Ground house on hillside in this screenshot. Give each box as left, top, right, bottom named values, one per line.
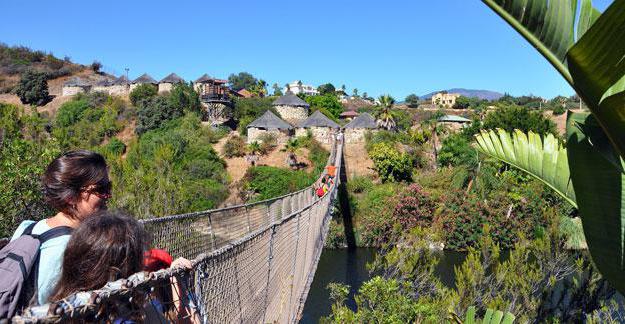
left=272, top=94, right=310, bottom=125
left=237, top=88, right=254, bottom=98
left=194, top=74, right=233, bottom=125
left=343, top=112, right=378, bottom=143
left=91, top=79, right=113, bottom=93
left=339, top=110, right=359, bottom=121
left=295, top=110, right=340, bottom=145
left=437, top=114, right=471, bottom=130
left=130, top=73, right=158, bottom=92
left=431, top=92, right=461, bottom=108
left=247, top=110, right=293, bottom=144
left=107, top=75, right=131, bottom=96
left=158, top=73, right=184, bottom=93
left=283, top=80, right=319, bottom=96
left=62, top=78, right=91, bottom=96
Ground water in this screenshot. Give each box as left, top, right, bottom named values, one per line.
left=300, top=248, right=467, bottom=323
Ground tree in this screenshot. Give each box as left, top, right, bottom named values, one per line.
left=285, top=83, right=291, bottom=94
left=482, top=104, right=556, bottom=135
left=304, top=94, right=344, bottom=120
left=453, top=95, right=472, bottom=109
left=91, top=61, right=102, bottom=73
left=376, top=94, right=397, bottom=131
left=272, top=83, right=283, bottom=96
left=129, top=83, right=157, bottom=106
left=478, top=0, right=625, bottom=295
left=317, top=83, right=336, bottom=95
left=362, top=92, right=368, bottom=100
left=135, top=96, right=182, bottom=134
left=168, top=82, right=202, bottom=114
left=228, top=72, right=258, bottom=91
left=405, top=94, right=420, bottom=108
left=353, top=88, right=359, bottom=97
left=15, top=70, right=50, bottom=106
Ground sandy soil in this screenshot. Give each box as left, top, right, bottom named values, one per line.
left=343, top=142, right=375, bottom=179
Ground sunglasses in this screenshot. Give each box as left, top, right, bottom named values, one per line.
left=85, top=181, right=113, bottom=200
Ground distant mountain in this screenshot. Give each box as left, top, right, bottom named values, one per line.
left=420, top=88, right=504, bottom=101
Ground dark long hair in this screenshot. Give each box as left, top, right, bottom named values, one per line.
left=43, top=150, right=109, bottom=216
left=50, top=210, right=148, bottom=301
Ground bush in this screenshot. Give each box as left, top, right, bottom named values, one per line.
left=347, top=176, right=374, bottom=194
left=55, top=99, right=90, bottom=127
left=104, top=138, right=126, bottom=156
left=437, top=133, right=477, bottom=167
left=242, top=166, right=316, bottom=202
left=353, top=183, right=398, bottom=246
left=305, top=94, right=344, bottom=120
left=168, top=82, right=202, bottom=114
left=91, top=61, right=102, bottom=73
left=483, top=104, right=557, bottom=135
left=129, top=83, right=157, bottom=106
left=368, top=142, right=413, bottom=182
left=135, top=96, right=182, bottom=135
left=392, top=184, right=437, bottom=232
left=222, top=135, right=247, bottom=158
left=257, top=132, right=277, bottom=154
left=552, top=105, right=566, bottom=116
left=15, top=70, right=50, bottom=106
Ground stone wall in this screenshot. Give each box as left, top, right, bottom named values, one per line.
left=344, top=128, right=376, bottom=143
left=107, top=85, right=130, bottom=96
left=247, top=128, right=291, bottom=144
left=62, top=86, right=88, bottom=96
left=274, top=105, right=308, bottom=124
left=158, top=83, right=173, bottom=93
left=295, top=127, right=336, bottom=144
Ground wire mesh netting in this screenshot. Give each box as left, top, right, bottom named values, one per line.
left=13, top=140, right=342, bottom=323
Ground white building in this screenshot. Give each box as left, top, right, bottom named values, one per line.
left=283, top=80, right=319, bottom=96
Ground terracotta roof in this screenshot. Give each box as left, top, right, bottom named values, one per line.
left=339, top=110, right=359, bottom=117
left=237, top=89, right=253, bottom=98
left=160, top=73, right=184, bottom=84
left=272, top=94, right=310, bottom=107
left=344, top=112, right=377, bottom=129
left=297, top=110, right=339, bottom=128
left=247, top=110, right=293, bottom=130
left=132, top=73, right=158, bottom=84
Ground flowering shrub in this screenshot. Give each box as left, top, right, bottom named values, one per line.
left=392, top=184, right=437, bottom=231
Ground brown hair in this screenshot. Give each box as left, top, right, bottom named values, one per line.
left=50, top=210, right=148, bottom=302
left=42, top=150, right=109, bottom=216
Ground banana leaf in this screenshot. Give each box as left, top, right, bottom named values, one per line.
left=474, top=129, right=577, bottom=208
left=567, top=111, right=625, bottom=293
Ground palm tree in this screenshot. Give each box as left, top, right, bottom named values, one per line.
left=284, top=138, right=300, bottom=169
left=476, top=0, right=625, bottom=293
left=376, top=94, right=397, bottom=131
left=246, top=141, right=261, bottom=166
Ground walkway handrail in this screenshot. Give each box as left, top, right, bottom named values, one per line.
left=13, top=139, right=343, bottom=323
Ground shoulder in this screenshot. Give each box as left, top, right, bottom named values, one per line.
left=9, top=220, right=36, bottom=241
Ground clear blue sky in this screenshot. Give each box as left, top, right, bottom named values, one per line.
left=0, top=0, right=614, bottom=100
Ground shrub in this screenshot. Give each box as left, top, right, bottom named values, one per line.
left=347, top=176, right=374, bottom=194
left=242, top=166, right=315, bottom=201
left=222, top=135, right=247, bottom=158
left=135, top=96, right=182, bottom=135
left=129, top=83, right=157, bottom=106
left=368, top=142, right=413, bottom=182
left=482, top=104, right=557, bottom=135
left=305, top=94, right=344, bottom=120
left=15, top=70, right=50, bottom=106
left=55, top=99, right=90, bottom=127
left=392, top=184, right=437, bottom=231
left=168, top=82, right=202, bottom=114
left=552, top=105, right=566, bottom=116
left=104, top=138, right=126, bottom=156
left=257, top=132, right=277, bottom=154
left=353, top=183, right=398, bottom=246
left=91, top=61, right=102, bottom=73
left=437, top=133, right=477, bottom=167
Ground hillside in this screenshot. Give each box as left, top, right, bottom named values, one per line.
left=420, top=88, right=504, bottom=101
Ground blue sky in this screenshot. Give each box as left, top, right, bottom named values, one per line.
left=0, top=0, right=614, bottom=100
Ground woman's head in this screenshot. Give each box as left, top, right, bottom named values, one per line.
left=43, top=150, right=110, bottom=219
left=50, top=210, right=148, bottom=301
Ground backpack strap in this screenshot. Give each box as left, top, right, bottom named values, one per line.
left=37, top=226, right=73, bottom=243
left=21, top=222, right=37, bottom=236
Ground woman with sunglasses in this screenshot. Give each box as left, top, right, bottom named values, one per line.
left=10, top=150, right=112, bottom=306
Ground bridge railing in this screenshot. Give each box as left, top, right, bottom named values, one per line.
left=14, top=139, right=343, bottom=323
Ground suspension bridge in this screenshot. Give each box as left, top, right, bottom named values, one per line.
left=14, top=140, right=344, bottom=323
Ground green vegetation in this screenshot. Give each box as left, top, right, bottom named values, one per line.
left=129, top=83, right=157, bottom=106
left=228, top=72, right=258, bottom=91
left=304, top=94, right=344, bottom=120
left=405, top=94, right=420, bottom=108
left=232, top=97, right=277, bottom=134
left=15, top=70, right=50, bottom=106
left=222, top=135, right=247, bottom=158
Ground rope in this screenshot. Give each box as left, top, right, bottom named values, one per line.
left=13, top=139, right=344, bottom=324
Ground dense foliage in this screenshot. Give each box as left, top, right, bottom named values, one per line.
left=482, top=104, right=557, bottom=135
left=232, top=97, right=277, bottom=134
left=129, top=83, right=157, bottom=106
left=135, top=96, right=182, bottom=135
left=368, top=142, right=413, bottom=182
left=15, top=70, right=50, bottom=106
left=304, top=94, right=344, bottom=120
left=228, top=72, right=258, bottom=91
left=222, top=135, right=247, bottom=158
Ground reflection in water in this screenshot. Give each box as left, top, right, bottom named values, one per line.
left=300, top=248, right=468, bottom=323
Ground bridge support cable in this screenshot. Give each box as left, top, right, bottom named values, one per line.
left=14, top=139, right=344, bottom=323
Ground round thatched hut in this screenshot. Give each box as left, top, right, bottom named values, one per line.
left=107, top=75, right=131, bottom=96
left=343, top=112, right=378, bottom=143
left=247, top=110, right=293, bottom=144
left=158, top=73, right=184, bottom=93
left=272, top=94, right=310, bottom=125
left=130, top=73, right=158, bottom=92
left=295, top=110, right=339, bottom=145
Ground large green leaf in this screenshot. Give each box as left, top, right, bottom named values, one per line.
left=474, top=129, right=577, bottom=208
left=567, top=0, right=625, bottom=158
left=481, top=0, right=599, bottom=83
left=567, top=111, right=625, bottom=293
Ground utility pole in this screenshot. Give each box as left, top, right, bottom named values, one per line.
left=125, top=68, right=129, bottom=80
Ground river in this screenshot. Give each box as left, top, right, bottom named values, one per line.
left=299, top=248, right=467, bottom=323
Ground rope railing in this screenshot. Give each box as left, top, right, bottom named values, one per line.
left=13, top=139, right=343, bottom=323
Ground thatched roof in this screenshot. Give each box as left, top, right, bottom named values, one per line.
left=63, top=77, right=90, bottom=87
left=195, top=74, right=214, bottom=83
left=94, top=79, right=112, bottom=87
left=297, top=110, right=339, bottom=128
left=247, top=110, right=292, bottom=130
left=344, top=112, right=377, bottom=129
left=112, top=75, right=130, bottom=85
left=132, top=73, right=158, bottom=84
left=273, top=94, right=310, bottom=107
left=160, top=73, right=184, bottom=84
